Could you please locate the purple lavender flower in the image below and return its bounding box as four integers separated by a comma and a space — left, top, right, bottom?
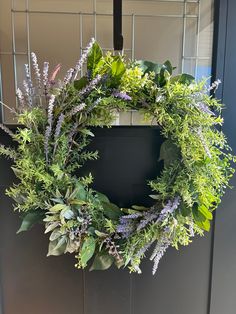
16, 88, 25, 107
136, 241, 154, 258
23, 80, 32, 107
31, 52, 42, 90
87, 97, 102, 113
47, 94, 56, 126
151, 240, 170, 275
53, 113, 65, 157
78, 75, 102, 97
63, 68, 74, 86
24, 64, 33, 90
72, 38, 95, 80
195, 102, 215, 116
136, 211, 158, 231
43, 61, 49, 96
68, 103, 86, 117
112, 91, 132, 101
116, 220, 135, 238
158, 196, 180, 221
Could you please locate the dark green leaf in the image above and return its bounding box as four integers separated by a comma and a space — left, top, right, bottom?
90, 252, 114, 271
74, 76, 88, 90
102, 201, 122, 220
171, 73, 195, 85
17, 211, 43, 234
96, 192, 110, 204
159, 140, 181, 167
137, 60, 162, 75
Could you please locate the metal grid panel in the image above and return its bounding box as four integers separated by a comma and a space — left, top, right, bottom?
0, 0, 213, 124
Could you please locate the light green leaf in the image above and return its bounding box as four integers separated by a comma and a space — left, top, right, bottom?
87, 42, 103, 74
80, 237, 96, 267
111, 59, 126, 80
49, 204, 67, 213
47, 236, 67, 256
45, 222, 59, 234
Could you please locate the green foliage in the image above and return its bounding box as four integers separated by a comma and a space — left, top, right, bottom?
1, 40, 234, 275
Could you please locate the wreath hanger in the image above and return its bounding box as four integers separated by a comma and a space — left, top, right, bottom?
113, 0, 123, 54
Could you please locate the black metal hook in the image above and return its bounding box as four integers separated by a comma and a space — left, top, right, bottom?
113, 0, 123, 52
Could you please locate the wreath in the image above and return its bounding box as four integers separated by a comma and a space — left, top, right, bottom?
0, 39, 234, 274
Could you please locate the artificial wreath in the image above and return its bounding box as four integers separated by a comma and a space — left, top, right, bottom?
0, 39, 234, 274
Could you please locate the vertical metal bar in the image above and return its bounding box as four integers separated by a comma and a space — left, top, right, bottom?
131, 14, 135, 61
79, 12, 83, 77
26, 0, 31, 74
11, 0, 17, 113
93, 0, 97, 40
195, 0, 201, 78
181, 0, 187, 72
113, 0, 123, 53
0, 63, 4, 123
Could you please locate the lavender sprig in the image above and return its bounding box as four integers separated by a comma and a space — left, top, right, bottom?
53, 113, 65, 157
195, 102, 215, 116
158, 196, 180, 222
43, 61, 49, 96
112, 91, 132, 101
68, 103, 86, 117
24, 64, 33, 90
16, 88, 25, 107
63, 68, 74, 86
44, 94, 56, 163
207, 79, 221, 92
78, 75, 102, 97
31, 52, 42, 91
0, 123, 15, 138
137, 210, 159, 231
72, 38, 95, 80
23, 80, 32, 107
151, 240, 170, 275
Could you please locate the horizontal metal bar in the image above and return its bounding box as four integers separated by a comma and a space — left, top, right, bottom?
183, 56, 211, 60
0, 52, 28, 56
11, 10, 198, 19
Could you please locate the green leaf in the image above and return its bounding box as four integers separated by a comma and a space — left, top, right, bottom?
195, 219, 211, 232
198, 205, 213, 220
80, 237, 96, 267
180, 203, 191, 217
49, 229, 62, 241
60, 208, 74, 220
45, 222, 59, 234
47, 236, 67, 256
132, 205, 149, 211
102, 201, 122, 220
96, 192, 110, 204
74, 76, 88, 90
90, 252, 114, 271
137, 60, 162, 75
111, 59, 126, 80
159, 140, 181, 167
80, 129, 95, 137
163, 60, 173, 75
171, 73, 195, 85
87, 42, 103, 74
49, 204, 67, 213
192, 203, 206, 222
95, 230, 108, 237
17, 211, 43, 234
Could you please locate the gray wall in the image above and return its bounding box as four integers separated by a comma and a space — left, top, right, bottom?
0, 0, 236, 313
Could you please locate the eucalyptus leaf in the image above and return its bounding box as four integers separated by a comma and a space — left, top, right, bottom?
47, 236, 67, 256
80, 237, 96, 267
90, 252, 114, 271
17, 211, 43, 234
